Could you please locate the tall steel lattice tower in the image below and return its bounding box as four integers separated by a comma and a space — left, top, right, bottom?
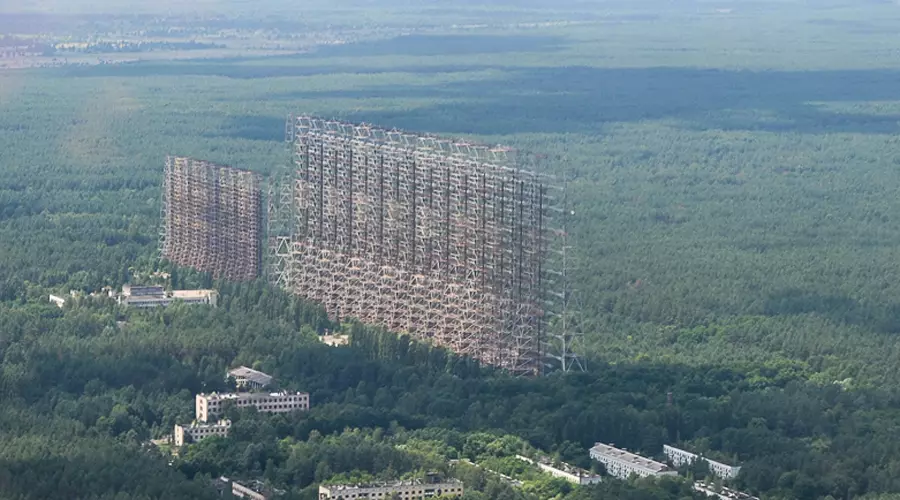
544, 176, 587, 373
270, 116, 557, 375
161, 156, 263, 281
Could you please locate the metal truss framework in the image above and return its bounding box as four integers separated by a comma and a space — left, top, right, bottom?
543, 178, 587, 373
270, 116, 557, 375
161, 156, 262, 281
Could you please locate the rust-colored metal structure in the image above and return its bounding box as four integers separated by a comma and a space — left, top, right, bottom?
269, 116, 556, 374
161, 156, 262, 281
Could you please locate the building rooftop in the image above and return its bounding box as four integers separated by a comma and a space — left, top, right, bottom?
118, 287, 217, 307
322, 478, 463, 490
120, 285, 215, 300
172, 289, 216, 299
200, 391, 306, 400
227, 366, 274, 386
122, 295, 171, 303
122, 284, 165, 297
181, 419, 232, 429
591, 443, 672, 474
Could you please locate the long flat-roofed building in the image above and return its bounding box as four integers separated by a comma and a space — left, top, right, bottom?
196, 391, 309, 422
318, 478, 463, 500
227, 366, 274, 390
664, 445, 741, 479
118, 285, 218, 308
171, 289, 219, 306
515, 455, 602, 486
174, 419, 231, 446
589, 443, 677, 480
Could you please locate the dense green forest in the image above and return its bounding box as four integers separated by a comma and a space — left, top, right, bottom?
4, 1, 900, 498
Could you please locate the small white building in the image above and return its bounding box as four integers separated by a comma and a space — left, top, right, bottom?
664, 445, 741, 479
320, 334, 349, 347
515, 455, 602, 486
174, 419, 231, 446
227, 366, 274, 390
589, 443, 677, 480
318, 478, 463, 499
48, 294, 67, 308
196, 391, 310, 422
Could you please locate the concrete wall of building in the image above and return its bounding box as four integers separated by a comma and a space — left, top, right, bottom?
174, 421, 231, 446
197, 392, 310, 422
664, 445, 740, 479
318, 481, 464, 499
174, 425, 186, 446
664, 445, 698, 467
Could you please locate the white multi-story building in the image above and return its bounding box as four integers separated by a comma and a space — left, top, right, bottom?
174, 419, 231, 446
318, 478, 464, 499
227, 366, 274, 390
589, 443, 677, 480
664, 445, 741, 479
515, 455, 602, 486
196, 391, 310, 422
118, 285, 218, 308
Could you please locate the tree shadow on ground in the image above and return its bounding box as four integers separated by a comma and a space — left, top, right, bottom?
307, 34, 567, 58
203, 115, 287, 142
58, 33, 565, 79
59, 29, 900, 136
764, 288, 900, 334
332, 66, 900, 136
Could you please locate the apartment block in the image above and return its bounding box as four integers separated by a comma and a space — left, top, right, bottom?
174, 419, 231, 446
664, 445, 741, 479
589, 443, 677, 480
318, 478, 463, 499
196, 391, 309, 422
